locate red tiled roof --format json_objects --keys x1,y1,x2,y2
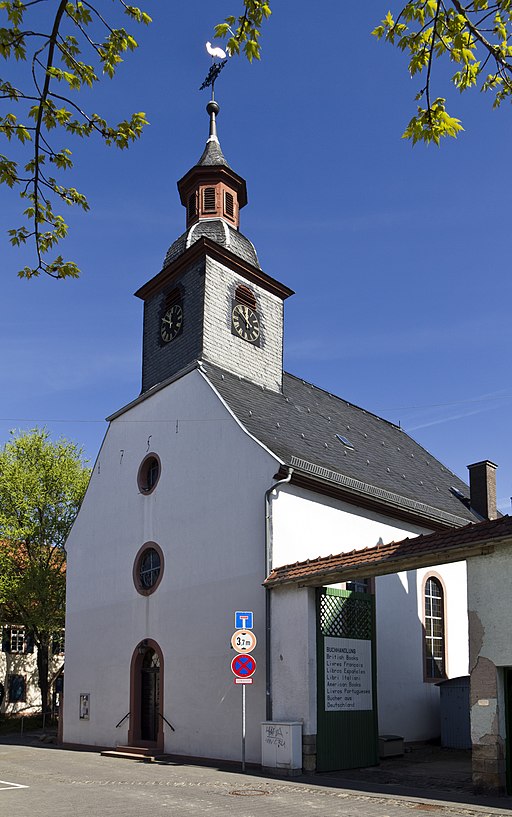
[{"x1": 264, "y1": 515, "x2": 512, "y2": 588}]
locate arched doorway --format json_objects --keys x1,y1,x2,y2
[
  {"x1": 128, "y1": 640, "x2": 164, "y2": 752},
  {"x1": 141, "y1": 648, "x2": 160, "y2": 741}
]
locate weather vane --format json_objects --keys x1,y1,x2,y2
[{"x1": 199, "y1": 41, "x2": 228, "y2": 95}]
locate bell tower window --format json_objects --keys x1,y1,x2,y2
[
  {"x1": 188, "y1": 192, "x2": 197, "y2": 220},
  {"x1": 235, "y1": 285, "x2": 257, "y2": 309},
  {"x1": 203, "y1": 187, "x2": 216, "y2": 213},
  {"x1": 224, "y1": 191, "x2": 234, "y2": 218}
]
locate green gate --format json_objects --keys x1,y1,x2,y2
[{"x1": 316, "y1": 587, "x2": 379, "y2": 771}]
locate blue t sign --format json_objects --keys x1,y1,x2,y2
[{"x1": 235, "y1": 611, "x2": 253, "y2": 630}]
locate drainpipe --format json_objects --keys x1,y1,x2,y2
[{"x1": 265, "y1": 466, "x2": 293, "y2": 722}]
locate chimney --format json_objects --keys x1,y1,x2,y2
[{"x1": 467, "y1": 460, "x2": 498, "y2": 520}]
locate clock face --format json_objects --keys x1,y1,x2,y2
[
  {"x1": 160, "y1": 303, "x2": 183, "y2": 343},
  {"x1": 232, "y1": 303, "x2": 260, "y2": 343}
]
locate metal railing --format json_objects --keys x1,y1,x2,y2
[
  {"x1": 158, "y1": 712, "x2": 175, "y2": 732},
  {"x1": 115, "y1": 711, "x2": 130, "y2": 728},
  {"x1": 12, "y1": 707, "x2": 57, "y2": 737},
  {"x1": 114, "y1": 711, "x2": 175, "y2": 732}
]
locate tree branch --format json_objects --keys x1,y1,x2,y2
[{"x1": 451, "y1": 0, "x2": 512, "y2": 72}]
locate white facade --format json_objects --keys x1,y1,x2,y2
[
  {"x1": 64, "y1": 368, "x2": 470, "y2": 759},
  {"x1": 64, "y1": 370, "x2": 278, "y2": 760}
]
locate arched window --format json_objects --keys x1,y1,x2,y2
[{"x1": 424, "y1": 576, "x2": 445, "y2": 680}]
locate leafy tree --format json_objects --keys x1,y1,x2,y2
[
  {"x1": 0, "y1": 0, "x2": 152, "y2": 280},
  {"x1": 0, "y1": 428, "x2": 90, "y2": 712},
  {"x1": 372, "y1": 1, "x2": 512, "y2": 144}
]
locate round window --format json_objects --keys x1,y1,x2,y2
[
  {"x1": 137, "y1": 454, "x2": 161, "y2": 494},
  {"x1": 133, "y1": 543, "x2": 164, "y2": 596}
]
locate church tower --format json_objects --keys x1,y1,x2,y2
[{"x1": 135, "y1": 99, "x2": 293, "y2": 394}]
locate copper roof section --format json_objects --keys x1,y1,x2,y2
[{"x1": 264, "y1": 515, "x2": 512, "y2": 588}]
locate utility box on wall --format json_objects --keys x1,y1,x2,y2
[{"x1": 261, "y1": 722, "x2": 302, "y2": 775}]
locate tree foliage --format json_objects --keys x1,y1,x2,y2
[
  {"x1": 0, "y1": 0, "x2": 151, "y2": 280},
  {"x1": 214, "y1": 0, "x2": 271, "y2": 61},
  {"x1": 373, "y1": 1, "x2": 512, "y2": 144},
  {"x1": 0, "y1": 427, "x2": 90, "y2": 710},
  {"x1": 2, "y1": 1, "x2": 511, "y2": 279}
]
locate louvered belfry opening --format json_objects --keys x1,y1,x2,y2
[
  {"x1": 164, "y1": 287, "x2": 181, "y2": 311},
  {"x1": 183, "y1": 180, "x2": 241, "y2": 228},
  {"x1": 235, "y1": 285, "x2": 256, "y2": 309},
  {"x1": 187, "y1": 192, "x2": 197, "y2": 220},
  {"x1": 224, "y1": 191, "x2": 234, "y2": 218},
  {"x1": 203, "y1": 186, "x2": 216, "y2": 213}
]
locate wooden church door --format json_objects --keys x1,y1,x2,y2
[{"x1": 140, "y1": 648, "x2": 160, "y2": 742}]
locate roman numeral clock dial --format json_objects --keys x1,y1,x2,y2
[
  {"x1": 160, "y1": 303, "x2": 183, "y2": 343},
  {"x1": 232, "y1": 303, "x2": 260, "y2": 344}
]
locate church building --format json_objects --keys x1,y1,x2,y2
[{"x1": 63, "y1": 98, "x2": 484, "y2": 771}]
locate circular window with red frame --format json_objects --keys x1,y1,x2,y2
[
  {"x1": 133, "y1": 542, "x2": 164, "y2": 596},
  {"x1": 137, "y1": 453, "x2": 161, "y2": 494}
]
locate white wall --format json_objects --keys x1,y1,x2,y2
[
  {"x1": 376, "y1": 561, "x2": 468, "y2": 741},
  {"x1": 270, "y1": 586, "x2": 317, "y2": 734},
  {"x1": 271, "y1": 485, "x2": 469, "y2": 742},
  {"x1": 271, "y1": 485, "x2": 430, "y2": 569},
  {"x1": 64, "y1": 369, "x2": 279, "y2": 761}
]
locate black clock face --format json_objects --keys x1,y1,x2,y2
[
  {"x1": 160, "y1": 303, "x2": 183, "y2": 343},
  {"x1": 232, "y1": 303, "x2": 260, "y2": 343}
]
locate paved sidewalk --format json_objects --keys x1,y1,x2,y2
[{"x1": 1, "y1": 738, "x2": 512, "y2": 817}]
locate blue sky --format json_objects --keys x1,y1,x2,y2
[{"x1": 1, "y1": 2, "x2": 510, "y2": 513}]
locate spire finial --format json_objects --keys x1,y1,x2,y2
[{"x1": 206, "y1": 98, "x2": 220, "y2": 140}]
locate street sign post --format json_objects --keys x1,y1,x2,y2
[{"x1": 231, "y1": 612, "x2": 256, "y2": 772}]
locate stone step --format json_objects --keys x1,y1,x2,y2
[
  {"x1": 115, "y1": 745, "x2": 155, "y2": 755},
  {"x1": 101, "y1": 748, "x2": 157, "y2": 762}
]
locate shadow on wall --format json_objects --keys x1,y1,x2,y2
[{"x1": 375, "y1": 570, "x2": 441, "y2": 742}]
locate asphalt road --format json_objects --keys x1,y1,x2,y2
[{"x1": 1, "y1": 742, "x2": 510, "y2": 817}]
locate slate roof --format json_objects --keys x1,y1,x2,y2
[
  {"x1": 163, "y1": 220, "x2": 260, "y2": 269},
  {"x1": 264, "y1": 515, "x2": 512, "y2": 587},
  {"x1": 202, "y1": 362, "x2": 479, "y2": 527},
  {"x1": 196, "y1": 136, "x2": 230, "y2": 168}
]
